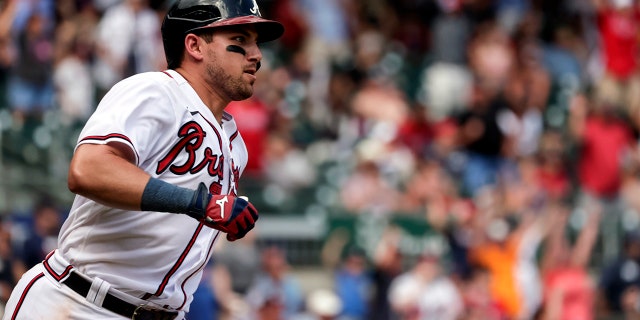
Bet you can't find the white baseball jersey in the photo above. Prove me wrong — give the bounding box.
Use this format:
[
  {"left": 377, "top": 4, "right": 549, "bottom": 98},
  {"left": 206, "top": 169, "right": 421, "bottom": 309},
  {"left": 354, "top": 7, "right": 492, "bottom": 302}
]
[{"left": 57, "top": 69, "right": 248, "bottom": 311}]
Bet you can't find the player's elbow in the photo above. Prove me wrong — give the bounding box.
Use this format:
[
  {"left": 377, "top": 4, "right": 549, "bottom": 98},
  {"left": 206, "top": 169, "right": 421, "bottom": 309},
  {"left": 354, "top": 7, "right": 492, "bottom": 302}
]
[
  {"left": 67, "top": 157, "right": 96, "bottom": 195},
  {"left": 67, "top": 163, "right": 86, "bottom": 194},
  {"left": 67, "top": 144, "right": 108, "bottom": 195}
]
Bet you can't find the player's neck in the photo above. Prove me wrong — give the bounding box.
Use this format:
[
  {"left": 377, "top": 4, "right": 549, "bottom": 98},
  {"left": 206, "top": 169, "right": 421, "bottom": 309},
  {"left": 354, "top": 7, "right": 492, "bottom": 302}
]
[{"left": 175, "top": 68, "right": 228, "bottom": 124}]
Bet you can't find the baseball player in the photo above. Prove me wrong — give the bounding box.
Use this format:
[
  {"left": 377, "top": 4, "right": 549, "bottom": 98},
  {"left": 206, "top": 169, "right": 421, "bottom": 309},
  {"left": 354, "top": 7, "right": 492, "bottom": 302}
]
[{"left": 2, "top": 0, "right": 283, "bottom": 319}]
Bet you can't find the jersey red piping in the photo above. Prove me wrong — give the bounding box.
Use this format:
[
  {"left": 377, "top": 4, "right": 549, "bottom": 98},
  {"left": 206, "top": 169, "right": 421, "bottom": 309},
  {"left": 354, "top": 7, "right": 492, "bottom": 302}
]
[
  {"left": 153, "top": 223, "right": 204, "bottom": 297},
  {"left": 228, "top": 130, "right": 239, "bottom": 143},
  {"left": 79, "top": 133, "right": 140, "bottom": 164},
  {"left": 177, "top": 231, "right": 220, "bottom": 310},
  {"left": 193, "top": 112, "right": 223, "bottom": 151},
  {"left": 42, "top": 251, "right": 74, "bottom": 281}
]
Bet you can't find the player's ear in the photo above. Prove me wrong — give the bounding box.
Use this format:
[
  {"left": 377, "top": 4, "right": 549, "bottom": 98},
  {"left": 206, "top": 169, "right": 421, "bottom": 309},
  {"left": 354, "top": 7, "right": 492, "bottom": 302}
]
[{"left": 184, "top": 33, "right": 205, "bottom": 63}]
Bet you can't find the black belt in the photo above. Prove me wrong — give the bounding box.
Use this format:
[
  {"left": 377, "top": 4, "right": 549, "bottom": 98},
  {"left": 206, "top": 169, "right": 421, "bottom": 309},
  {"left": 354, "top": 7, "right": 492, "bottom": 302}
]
[{"left": 62, "top": 272, "right": 179, "bottom": 320}]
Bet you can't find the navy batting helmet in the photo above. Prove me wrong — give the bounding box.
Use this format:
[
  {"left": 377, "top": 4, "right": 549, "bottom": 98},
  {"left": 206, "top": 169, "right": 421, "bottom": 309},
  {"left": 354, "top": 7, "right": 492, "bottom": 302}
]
[{"left": 161, "top": 0, "right": 284, "bottom": 69}]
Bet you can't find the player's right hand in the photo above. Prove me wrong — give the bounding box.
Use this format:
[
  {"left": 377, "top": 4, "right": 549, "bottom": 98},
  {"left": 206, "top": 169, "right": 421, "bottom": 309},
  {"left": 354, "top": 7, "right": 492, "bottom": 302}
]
[
  {"left": 205, "top": 194, "right": 258, "bottom": 241},
  {"left": 187, "top": 184, "right": 259, "bottom": 241}
]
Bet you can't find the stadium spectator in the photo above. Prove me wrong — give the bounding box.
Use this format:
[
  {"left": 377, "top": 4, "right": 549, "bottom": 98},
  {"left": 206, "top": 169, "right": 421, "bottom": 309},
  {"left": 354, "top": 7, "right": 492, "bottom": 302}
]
[
  {"left": 245, "top": 246, "right": 306, "bottom": 320},
  {"left": 339, "top": 158, "right": 401, "bottom": 216},
  {"left": 598, "top": 229, "right": 640, "bottom": 318},
  {"left": 214, "top": 231, "right": 262, "bottom": 297},
  {"left": 263, "top": 132, "right": 318, "bottom": 193},
  {"left": 388, "top": 247, "right": 463, "bottom": 320},
  {"left": 53, "top": 32, "right": 95, "bottom": 125},
  {"left": 466, "top": 186, "right": 550, "bottom": 320},
  {"left": 227, "top": 97, "right": 274, "bottom": 178},
  {"left": 496, "top": 0, "right": 530, "bottom": 34},
  {"left": 366, "top": 226, "right": 404, "bottom": 320},
  {"left": 333, "top": 246, "right": 371, "bottom": 320},
  {"left": 568, "top": 91, "right": 637, "bottom": 263},
  {"left": 7, "top": 11, "right": 55, "bottom": 126},
  {"left": 12, "top": 196, "right": 62, "bottom": 276},
  {"left": 394, "top": 105, "right": 434, "bottom": 159},
  {"left": 500, "top": 156, "right": 546, "bottom": 215},
  {"left": 497, "top": 56, "right": 548, "bottom": 159},
  {"left": 591, "top": 0, "right": 640, "bottom": 124},
  {"left": 535, "top": 129, "right": 572, "bottom": 201},
  {"left": 398, "top": 159, "right": 461, "bottom": 230},
  {"left": 417, "top": 0, "right": 473, "bottom": 122},
  {"left": 299, "top": 289, "right": 342, "bottom": 320},
  {"left": 92, "top": 0, "right": 164, "bottom": 99},
  {"left": 187, "top": 259, "right": 221, "bottom": 320},
  {"left": 0, "top": 0, "right": 18, "bottom": 109},
  {"left": 459, "top": 264, "right": 508, "bottom": 320},
  {"left": 455, "top": 80, "right": 510, "bottom": 197},
  {"left": 268, "top": 0, "right": 309, "bottom": 55},
  {"left": 0, "top": 215, "right": 17, "bottom": 315},
  {"left": 538, "top": 201, "right": 599, "bottom": 320},
  {"left": 297, "top": 0, "right": 352, "bottom": 126}
]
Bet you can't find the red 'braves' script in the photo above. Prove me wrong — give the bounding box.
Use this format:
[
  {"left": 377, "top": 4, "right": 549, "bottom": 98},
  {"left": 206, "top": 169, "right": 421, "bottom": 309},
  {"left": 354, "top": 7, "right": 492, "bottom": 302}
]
[{"left": 157, "top": 121, "right": 225, "bottom": 180}]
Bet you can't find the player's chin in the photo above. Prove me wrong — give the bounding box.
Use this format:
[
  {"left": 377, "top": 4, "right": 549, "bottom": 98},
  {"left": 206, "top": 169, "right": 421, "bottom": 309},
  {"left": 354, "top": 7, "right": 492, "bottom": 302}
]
[{"left": 231, "top": 86, "right": 254, "bottom": 101}]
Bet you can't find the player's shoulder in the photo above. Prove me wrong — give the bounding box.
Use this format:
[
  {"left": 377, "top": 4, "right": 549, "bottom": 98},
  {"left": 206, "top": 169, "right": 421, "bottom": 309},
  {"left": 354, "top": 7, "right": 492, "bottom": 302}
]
[
  {"left": 96, "top": 72, "right": 180, "bottom": 111},
  {"left": 110, "top": 71, "right": 176, "bottom": 94},
  {"left": 120, "top": 71, "right": 174, "bottom": 85}
]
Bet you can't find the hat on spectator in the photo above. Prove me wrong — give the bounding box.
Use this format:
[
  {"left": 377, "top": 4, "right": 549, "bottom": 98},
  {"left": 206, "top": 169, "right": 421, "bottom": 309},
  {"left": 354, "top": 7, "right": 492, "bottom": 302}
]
[{"left": 306, "top": 289, "right": 342, "bottom": 317}]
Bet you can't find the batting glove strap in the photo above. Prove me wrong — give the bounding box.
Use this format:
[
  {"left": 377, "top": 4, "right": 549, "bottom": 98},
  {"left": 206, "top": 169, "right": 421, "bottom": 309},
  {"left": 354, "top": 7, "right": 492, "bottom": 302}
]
[{"left": 185, "top": 183, "right": 211, "bottom": 221}]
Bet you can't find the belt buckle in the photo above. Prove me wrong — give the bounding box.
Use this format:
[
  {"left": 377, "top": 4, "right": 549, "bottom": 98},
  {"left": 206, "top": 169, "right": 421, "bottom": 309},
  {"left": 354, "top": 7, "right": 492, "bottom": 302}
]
[{"left": 132, "top": 305, "right": 144, "bottom": 320}]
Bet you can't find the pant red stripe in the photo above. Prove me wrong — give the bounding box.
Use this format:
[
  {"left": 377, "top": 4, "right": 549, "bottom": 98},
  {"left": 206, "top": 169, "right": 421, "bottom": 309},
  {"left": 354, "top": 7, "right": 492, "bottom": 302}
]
[{"left": 10, "top": 272, "right": 45, "bottom": 320}]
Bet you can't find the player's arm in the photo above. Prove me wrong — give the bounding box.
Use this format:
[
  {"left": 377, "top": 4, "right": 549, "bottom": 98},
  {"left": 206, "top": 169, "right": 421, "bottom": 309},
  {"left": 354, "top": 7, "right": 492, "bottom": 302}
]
[
  {"left": 68, "top": 142, "right": 148, "bottom": 210},
  {"left": 68, "top": 142, "right": 258, "bottom": 241}
]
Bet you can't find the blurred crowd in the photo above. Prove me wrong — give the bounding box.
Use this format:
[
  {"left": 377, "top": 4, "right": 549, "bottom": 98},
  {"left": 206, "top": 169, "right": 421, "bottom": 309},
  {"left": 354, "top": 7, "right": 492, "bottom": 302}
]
[{"left": 1, "top": 0, "right": 640, "bottom": 319}]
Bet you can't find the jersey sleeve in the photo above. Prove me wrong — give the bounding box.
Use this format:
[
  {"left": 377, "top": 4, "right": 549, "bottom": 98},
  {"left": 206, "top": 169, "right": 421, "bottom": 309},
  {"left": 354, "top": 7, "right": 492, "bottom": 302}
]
[{"left": 76, "top": 74, "right": 177, "bottom": 166}]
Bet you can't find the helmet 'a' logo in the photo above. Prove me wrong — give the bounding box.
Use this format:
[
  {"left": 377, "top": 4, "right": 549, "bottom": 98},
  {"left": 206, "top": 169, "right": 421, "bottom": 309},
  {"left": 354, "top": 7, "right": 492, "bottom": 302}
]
[{"left": 250, "top": 2, "right": 258, "bottom": 14}]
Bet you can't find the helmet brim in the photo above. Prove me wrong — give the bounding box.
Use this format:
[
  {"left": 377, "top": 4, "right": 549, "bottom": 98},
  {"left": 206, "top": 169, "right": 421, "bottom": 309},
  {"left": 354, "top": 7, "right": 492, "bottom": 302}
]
[{"left": 191, "top": 16, "right": 284, "bottom": 43}]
